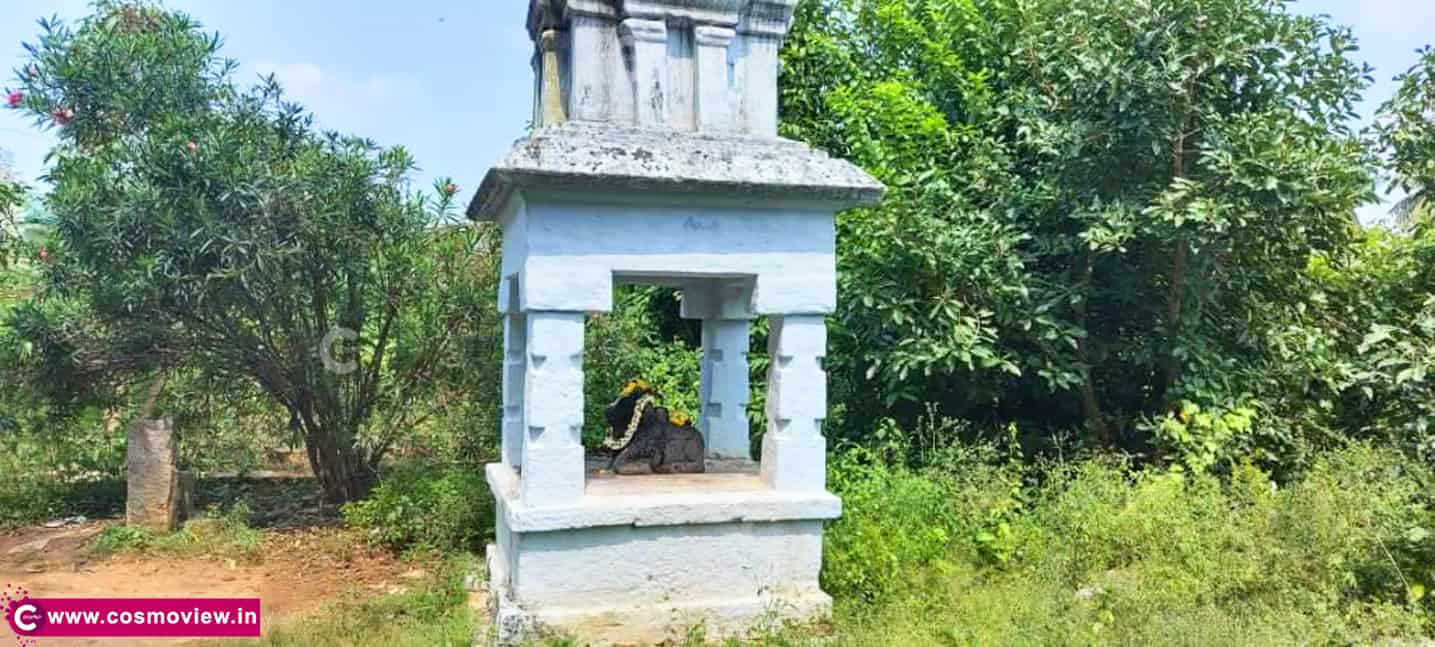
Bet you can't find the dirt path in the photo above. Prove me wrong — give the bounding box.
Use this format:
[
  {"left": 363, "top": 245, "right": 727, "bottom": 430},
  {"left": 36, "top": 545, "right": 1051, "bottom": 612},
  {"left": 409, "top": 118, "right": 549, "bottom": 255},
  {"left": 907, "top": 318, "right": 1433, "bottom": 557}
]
[{"left": 1, "top": 521, "right": 412, "bottom": 646}]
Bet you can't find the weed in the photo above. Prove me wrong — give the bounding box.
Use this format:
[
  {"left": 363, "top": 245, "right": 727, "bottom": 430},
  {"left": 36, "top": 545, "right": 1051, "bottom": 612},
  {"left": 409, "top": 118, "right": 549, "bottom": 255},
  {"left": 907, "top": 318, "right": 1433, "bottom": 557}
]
[
  {"left": 88, "top": 502, "right": 262, "bottom": 561},
  {"left": 235, "top": 554, "right": 479, "bottom": 647},
  {"left": 343, "top": 463, "right": 493, "bottom": 553}
]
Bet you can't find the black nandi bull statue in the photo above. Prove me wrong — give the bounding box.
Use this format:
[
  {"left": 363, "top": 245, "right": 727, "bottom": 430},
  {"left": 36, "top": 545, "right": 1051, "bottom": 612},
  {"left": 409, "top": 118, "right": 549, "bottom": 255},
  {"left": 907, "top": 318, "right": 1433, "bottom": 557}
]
[{"left": 602, "top": 379, "right": 705, "bottom": 474}]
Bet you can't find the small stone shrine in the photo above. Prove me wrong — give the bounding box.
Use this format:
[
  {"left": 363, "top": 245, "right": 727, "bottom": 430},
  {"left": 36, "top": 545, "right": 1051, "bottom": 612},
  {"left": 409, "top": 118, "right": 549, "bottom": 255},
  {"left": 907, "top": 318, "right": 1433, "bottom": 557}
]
[{"left": 469, "top": 1, "right": 884, "bottom": 643}]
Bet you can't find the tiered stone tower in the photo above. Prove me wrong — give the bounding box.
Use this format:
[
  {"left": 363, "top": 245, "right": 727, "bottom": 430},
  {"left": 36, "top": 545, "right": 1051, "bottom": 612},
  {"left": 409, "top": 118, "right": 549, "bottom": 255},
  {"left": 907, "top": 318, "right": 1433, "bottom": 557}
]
[{"left": 469, "top": 1, "right": 883, "bottom": 643}]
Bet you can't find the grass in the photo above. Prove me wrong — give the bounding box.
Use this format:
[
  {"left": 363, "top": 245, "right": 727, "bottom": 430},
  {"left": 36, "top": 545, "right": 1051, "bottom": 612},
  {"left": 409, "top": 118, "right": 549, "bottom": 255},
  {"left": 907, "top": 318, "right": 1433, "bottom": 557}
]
[
  {"left": 251, "top": 443, "right": 1434, "bottom": 647},
  {"left": 801, "top": 443, "right": 1435, "bottom": 646},
  {"left": 84, "top": 476, "right": 331, "bottom": 561},
  {"left": 88, "top": 502, "right": 264, "bottom": 561},
  {"left": 12, "top": 411, "right": 1430, "bottom": 645},
  {"left": 222, "top": 553, "right": 479, "bottom": 647}
]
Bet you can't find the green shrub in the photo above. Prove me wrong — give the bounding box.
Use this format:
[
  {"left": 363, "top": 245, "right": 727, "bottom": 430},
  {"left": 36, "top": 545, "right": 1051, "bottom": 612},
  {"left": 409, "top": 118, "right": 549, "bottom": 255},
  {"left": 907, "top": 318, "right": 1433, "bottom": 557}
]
[
  {"left": 242, "top": 554, "right": 477, "bottom": 647},
  {"left": 342, "top": 465, "right": 492, "bottom": 553},
  {"left": 89, "top": 502, "right": 262, "bottom": 560},
  {"left": 0, "top": 417, "right": 125, "bottom": 527},
  {"left": 583, "top": 285, "right": 703, "bottom": 448},
  {"left": 824, "top": 443, "right": 1435, "bottom": 645},
  {"left": 822, "top": 423, "right": 1022, "bottom": 602}
]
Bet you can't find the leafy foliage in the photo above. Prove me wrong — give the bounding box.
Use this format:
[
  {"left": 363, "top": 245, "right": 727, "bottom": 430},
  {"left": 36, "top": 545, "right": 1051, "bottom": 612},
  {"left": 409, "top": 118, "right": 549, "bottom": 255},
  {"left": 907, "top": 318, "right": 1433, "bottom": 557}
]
[
  {"left": 1378, "top": 46, "right": 1435, "bottom": 225},
  {"left": 89, "top": 502, "right": 262, "bottom": 560},
  {"left": 0, "top": 174, "right": 24, "bottom": 266},
  {"left": 583, "top": 286, "right": 703, "bottom": 447},
  {"left": 8, "top": 1, "right": 491, "bottom": 502},
  {"left": 0, "top": 412, "right": 125, "bottom": 527},
  {"left": 783, "top": 0, "right": 1374, "bottom": 467},
  {"left": 821, "top": 440, "right": 1435, "bottom": 645},
  {"left": 342, "top": 464, "right": 493, "bottom": 553}
]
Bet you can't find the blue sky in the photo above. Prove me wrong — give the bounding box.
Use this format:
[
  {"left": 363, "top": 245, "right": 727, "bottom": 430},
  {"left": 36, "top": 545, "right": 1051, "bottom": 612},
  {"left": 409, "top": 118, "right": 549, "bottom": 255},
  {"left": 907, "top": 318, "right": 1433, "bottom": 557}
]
[
  {"left": 2, "top": 1, "right": 1434, "bottom": 223},
  {"left": 0, "top": 0, "right": 533, "bottom": 195}
]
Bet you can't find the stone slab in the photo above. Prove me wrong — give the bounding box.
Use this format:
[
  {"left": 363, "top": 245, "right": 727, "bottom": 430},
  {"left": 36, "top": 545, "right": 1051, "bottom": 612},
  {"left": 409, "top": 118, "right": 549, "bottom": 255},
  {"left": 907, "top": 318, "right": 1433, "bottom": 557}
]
[
  {"left": 486, "top": 462, "right": 840, "bottom": 533},
  {"left": 469, "top": 122, "right": 885, "bottom": 221},
  {"left": 126, "top": 418, "right": 183, "bottom": 533},
  {"left": 486, "top": 523, "right": 831, "bottom": 645}
]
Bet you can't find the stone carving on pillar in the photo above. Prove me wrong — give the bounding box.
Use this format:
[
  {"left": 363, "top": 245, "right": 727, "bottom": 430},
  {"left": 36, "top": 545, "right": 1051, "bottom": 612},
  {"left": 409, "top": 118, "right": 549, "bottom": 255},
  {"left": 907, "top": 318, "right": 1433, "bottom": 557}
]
[
  {"left": 684, "top": 279, "right": 756, "bottom": 459},
  {"left": 500, "top": 308, "right": 526, "bottom": 471},
  {"left": 126, "top": 417, "right": 185, "bottom": 532},
  {"left": 700, "top": 318, "right": 751, "bottom": 457},
  {"left": 519, "top": 312, "right": 586, "bottom": 506},
  {"left": 761, "top": 315, "right": 828, "bottom": 491}
]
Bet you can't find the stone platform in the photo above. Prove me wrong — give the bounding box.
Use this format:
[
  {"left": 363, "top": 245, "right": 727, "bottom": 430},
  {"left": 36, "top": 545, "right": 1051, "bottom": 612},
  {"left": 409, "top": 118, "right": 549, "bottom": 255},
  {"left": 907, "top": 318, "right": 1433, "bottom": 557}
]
[{"left": 485, "top": 458, "right": 841, "bottom": 644}]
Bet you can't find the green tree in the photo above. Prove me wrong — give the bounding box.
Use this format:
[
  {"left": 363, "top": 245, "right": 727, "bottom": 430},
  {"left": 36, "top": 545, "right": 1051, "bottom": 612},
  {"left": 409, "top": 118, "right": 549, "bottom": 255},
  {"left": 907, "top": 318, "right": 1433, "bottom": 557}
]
[
  {"left": 7, "top": 2, "right": 486, "bottom": 502},
  {"left": 782, "top": 0, "right": 1373, "bottom": 464},
  {"left": 1379, "top": 46, "right": 1435, "bottom": 226}
]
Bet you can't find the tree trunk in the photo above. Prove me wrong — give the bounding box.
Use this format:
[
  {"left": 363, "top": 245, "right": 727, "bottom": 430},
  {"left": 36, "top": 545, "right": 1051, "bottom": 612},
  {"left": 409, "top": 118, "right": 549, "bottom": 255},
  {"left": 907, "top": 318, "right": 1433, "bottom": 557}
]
[
  {"left": 1163, "top": 132, "right": 1190, "bottom": 405},
  {"left": 1163, "top": 236, "right": 1189, "bottom": 401},
  {"left": 299, "top": 417, "right": 377, "bottom": 505},
  {"left": 1075, "top": 251, "right": 1112, "bottom": 446}
]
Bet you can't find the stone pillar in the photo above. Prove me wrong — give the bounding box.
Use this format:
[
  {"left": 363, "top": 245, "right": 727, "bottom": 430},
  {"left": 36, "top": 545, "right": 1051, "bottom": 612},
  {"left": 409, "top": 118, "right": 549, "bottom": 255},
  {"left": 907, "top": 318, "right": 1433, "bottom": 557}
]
[
  {"left": 694, "top": 26, "right": 736, "bottom": 133},
  {"left": 567, "top": 4, "right": 619, "bottom": 122},
  {"left": 700, "top": 318, "right": 751, "bottom": 458},
  {"left": 620, "top": 18, "right": 669, "bottom": 129},
  {"left": 761, "top": 315, "right": 827, "bottom": 491},
  {"left": 538, "top": 29, "right": 568, "bottom": 127},
  {"left": 736, "top": 0, "right": 796, "bottom": 137},
  {"left": 684, "top": 280, "right": 755, "bottom": 459},
  {"left": 521, "top": 312, "right": 586, "bottom": 507},
  {"left": 126, "top": 418, "right": 182, "bottom": 532},
  {"left": 501, "top": 311, "right": 527, "bottom": 470},
  {"left": 736, "top": 34, "right": 780, "bottom": 137}
]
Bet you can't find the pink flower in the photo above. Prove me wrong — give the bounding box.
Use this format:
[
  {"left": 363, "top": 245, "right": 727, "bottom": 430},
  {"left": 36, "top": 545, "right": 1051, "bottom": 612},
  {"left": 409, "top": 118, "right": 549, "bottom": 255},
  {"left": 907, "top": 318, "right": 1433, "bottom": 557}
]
[
  {"left": 52, "top": 107, "right": 74, "bottom": 125},
  {"left": 6, "top": 91, "right": 21, "bottom": 109},
  {"left": 186, "top": 141, "right": 197, "bottom": 153},
  {"left": 36, "top": 248, "right": 50, "bottom": 263}
]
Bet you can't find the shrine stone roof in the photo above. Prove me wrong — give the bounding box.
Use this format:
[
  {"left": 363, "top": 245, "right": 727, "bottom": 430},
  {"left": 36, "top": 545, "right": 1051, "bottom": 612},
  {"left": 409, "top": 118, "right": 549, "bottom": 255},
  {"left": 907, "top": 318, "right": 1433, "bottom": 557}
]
[{"left": 467, "top": 122, "right": 885, "bottom": 220}]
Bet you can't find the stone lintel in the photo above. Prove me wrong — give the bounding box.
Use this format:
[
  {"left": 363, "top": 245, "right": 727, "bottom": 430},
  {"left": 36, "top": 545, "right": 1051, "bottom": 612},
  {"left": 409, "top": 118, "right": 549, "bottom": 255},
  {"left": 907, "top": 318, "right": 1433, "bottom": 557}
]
[
  {"left": 738, "top": 0, "right": 798, "bottom": 39},
  {"left": 694, "top": 24, "right": 737, "bottom": 46},
  {"left": 486, "top": 463, "right": 840, "bottom": 533},
  {"left": 531, "top": 1, "right": 746, "bottom": 38},
  {"left": 468, "top": 123, "right": 885, "bottom": 221},
  {"left": 622, "top": 0, "right": 743, "bottom": 25},
  {"left": 617, "top": 16, "right": 668, "bottom": 44},
  {"left": 563, "top": 0, "right": 618, "bottom": 19},
  {"left": 681, "top": 279, "right": 755, "bottom": 320}
]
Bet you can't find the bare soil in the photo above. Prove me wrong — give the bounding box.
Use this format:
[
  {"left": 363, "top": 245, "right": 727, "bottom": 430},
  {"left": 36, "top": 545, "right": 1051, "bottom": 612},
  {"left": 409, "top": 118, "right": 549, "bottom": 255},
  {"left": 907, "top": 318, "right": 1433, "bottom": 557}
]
[{"left": 0, "top": 520, "right": 412, "bottom": 646}]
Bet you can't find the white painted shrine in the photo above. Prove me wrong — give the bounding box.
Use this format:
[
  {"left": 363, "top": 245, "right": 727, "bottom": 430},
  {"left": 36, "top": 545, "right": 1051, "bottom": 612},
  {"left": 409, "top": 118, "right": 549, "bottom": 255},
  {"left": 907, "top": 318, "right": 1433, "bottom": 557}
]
[{"left": 469, "top": 1, "right": 883, "bottom": 643}]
